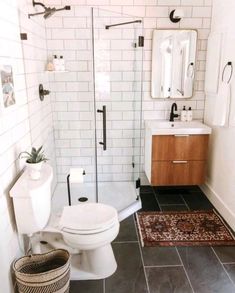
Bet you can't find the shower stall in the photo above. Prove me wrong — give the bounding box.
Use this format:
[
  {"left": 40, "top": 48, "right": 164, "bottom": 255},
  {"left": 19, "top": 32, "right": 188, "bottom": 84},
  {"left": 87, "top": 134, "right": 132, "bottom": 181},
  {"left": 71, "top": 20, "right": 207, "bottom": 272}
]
[{"left": 50, "top": 8, "right": 144, "bottom": 220}]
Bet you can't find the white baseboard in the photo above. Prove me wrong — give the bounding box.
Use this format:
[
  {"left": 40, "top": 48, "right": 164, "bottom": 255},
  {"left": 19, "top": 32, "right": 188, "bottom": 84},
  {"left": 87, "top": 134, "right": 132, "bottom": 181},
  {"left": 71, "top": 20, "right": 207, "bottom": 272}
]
[{"left": 201, "top": 182, "right": 235, "bottom": 231}]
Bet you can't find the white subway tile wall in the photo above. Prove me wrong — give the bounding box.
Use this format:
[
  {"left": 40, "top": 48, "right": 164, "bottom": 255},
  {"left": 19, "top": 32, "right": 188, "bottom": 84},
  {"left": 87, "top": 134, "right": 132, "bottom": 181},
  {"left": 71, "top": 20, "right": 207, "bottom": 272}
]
[
  {"left": 0, "top": 0, "right": 56, "bottom": 291},
  {"left": 46, "top": 0, "right": 212, "bottom": 183}
]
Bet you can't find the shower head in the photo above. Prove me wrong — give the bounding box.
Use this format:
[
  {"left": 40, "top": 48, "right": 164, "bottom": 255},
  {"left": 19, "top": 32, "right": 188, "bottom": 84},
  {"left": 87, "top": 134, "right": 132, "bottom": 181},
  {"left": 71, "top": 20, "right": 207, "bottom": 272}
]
[{"left": 28, "top": 1, "right": 71, "bottom": 19}]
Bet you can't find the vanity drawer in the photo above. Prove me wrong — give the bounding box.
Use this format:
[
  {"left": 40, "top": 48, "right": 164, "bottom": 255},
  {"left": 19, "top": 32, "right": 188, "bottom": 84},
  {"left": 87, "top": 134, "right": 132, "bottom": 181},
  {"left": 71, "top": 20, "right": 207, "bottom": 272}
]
[
  {"left": 152, "top": 135, "right": 209, "bottom": 161},
  {"left": 151, "top": 160, "right": 206, "bottom": 186}
]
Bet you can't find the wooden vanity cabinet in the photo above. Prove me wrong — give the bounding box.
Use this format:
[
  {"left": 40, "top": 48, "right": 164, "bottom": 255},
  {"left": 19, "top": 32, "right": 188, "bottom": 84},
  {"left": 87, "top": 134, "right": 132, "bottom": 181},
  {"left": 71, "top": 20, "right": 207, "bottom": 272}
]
[{"left": 151, "top": 134, "right": 209, "bottom": 186}]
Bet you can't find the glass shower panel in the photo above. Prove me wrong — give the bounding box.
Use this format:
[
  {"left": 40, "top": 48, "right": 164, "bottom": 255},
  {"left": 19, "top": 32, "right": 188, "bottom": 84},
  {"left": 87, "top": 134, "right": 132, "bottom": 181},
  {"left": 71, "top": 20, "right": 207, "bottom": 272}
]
[
  {"left": 92, "top": 8, "right": 143, "bottom": 214},
  {"left": 46, "top": 7, "right": 97, "bottom": 208}
]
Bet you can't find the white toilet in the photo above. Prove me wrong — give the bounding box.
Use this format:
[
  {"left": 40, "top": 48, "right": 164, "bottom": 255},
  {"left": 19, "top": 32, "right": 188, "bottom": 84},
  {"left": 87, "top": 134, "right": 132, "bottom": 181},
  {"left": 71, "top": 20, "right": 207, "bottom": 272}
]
[{"left": 10, "top": 164, "right": 120, "bottom": 280}]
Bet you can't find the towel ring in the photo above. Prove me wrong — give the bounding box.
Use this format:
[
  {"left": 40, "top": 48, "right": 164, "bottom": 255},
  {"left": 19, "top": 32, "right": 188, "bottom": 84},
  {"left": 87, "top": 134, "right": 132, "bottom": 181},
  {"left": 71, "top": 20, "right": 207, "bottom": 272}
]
[
  {"left": 222, "top": 61, "right": 233, "bottom": 84},
  {"left": 187, "top": 62, "right": 194, "bottom": 78}
]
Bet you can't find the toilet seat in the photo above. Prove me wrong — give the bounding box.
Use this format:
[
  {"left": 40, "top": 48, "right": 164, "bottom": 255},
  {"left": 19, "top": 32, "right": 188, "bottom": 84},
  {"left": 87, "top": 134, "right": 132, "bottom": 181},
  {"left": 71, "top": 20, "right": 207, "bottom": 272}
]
[{"left": 59, "top": 203, "right": 118, "bottom": 235}]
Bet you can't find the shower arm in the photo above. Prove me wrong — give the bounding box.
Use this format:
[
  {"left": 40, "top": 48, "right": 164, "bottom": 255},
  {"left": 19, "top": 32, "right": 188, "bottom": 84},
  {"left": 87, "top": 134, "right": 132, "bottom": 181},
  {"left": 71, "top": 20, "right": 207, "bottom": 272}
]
[{"left": 28, "top": 11, "right": 47, "bottom": 18}]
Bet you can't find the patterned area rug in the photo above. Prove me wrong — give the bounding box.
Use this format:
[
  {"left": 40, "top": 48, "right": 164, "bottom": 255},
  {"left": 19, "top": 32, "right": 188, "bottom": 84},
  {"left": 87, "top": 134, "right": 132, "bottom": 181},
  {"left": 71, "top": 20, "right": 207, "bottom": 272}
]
[{"left": 136, "top": 210, "right": 235, "bottom": 247}]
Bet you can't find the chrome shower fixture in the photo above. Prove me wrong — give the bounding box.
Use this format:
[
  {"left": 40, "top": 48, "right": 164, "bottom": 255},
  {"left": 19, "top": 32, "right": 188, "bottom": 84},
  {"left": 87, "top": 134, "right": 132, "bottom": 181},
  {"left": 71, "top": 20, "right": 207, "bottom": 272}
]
[{"left": 28, "top": 0, "right": 71, "bottom": 19}]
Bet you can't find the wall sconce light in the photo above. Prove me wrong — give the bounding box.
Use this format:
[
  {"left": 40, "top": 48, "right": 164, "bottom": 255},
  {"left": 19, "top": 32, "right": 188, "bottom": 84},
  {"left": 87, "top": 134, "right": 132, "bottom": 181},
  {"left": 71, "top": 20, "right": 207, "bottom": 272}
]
[{"left": 169, "top": 9, "right": 184, "bottom": 23}]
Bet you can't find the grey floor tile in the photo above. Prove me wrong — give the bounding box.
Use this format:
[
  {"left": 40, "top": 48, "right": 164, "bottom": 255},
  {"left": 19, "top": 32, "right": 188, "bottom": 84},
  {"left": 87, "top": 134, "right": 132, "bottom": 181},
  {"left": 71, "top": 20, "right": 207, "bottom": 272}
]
[
  {"left": 213, "top": 246, "right": 235, "bottom": 263},
  {"left": 146, "top": 266, "right": 193, "bottom": 293},
  {"left": 115, "top": 215, "right": 137, "bottom": 242},
  {"left": 142, "top": 246, "right": 181, "bottom": 266},
  {"left": 181, "top": 192, "right": 214, "bottom": 210},
  {"left": 155, "top": 193, "right": 185, "bottom": 205},
  {"left": 161, "top": 204, "right": 189, "bottom": 211},
  {"left": 70, "top": 280, "right": 103, "bottom": 293},
  {"left": 178, "top": 247, "right": 235, "bottom": 293},
  {"left": 224, "top": 264, "right": 235, "bottom": 284},
  {"left": 105, "top": 243, "right": 148, "bottom": 293},
  {"left": 141, "top": 185, "right": 154, "bottom": 194},
  {"left": 140, "top": 192, "right": 160, "bottom": 211}
]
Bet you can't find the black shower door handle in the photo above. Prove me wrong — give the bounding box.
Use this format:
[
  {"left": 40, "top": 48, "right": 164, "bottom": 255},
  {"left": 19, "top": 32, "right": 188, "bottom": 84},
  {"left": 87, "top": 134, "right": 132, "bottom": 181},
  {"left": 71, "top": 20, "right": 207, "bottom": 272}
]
[{"left": 97, "top": 105, "right": 107, "bottom": 151}]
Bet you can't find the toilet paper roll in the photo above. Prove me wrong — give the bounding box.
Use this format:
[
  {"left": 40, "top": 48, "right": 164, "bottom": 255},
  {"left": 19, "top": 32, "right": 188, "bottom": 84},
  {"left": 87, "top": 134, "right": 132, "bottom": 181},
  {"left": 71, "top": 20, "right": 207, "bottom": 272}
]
[{"left": 69, "top": 168, "right": 84, "bottom": 183}]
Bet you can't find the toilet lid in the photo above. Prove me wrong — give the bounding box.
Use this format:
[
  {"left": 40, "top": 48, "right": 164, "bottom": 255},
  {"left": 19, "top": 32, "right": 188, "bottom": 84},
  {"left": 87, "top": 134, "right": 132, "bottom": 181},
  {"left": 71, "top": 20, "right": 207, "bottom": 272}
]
[{"left": 59, "top": 203, "right": 118, "bottom": 234}]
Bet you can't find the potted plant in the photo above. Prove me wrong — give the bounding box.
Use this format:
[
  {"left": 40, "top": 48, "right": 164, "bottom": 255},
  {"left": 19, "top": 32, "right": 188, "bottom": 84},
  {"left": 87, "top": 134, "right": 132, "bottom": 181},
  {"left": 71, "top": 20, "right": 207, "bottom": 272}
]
[{"left": 19, "top": 146, "right": 48, "bottom": 180}]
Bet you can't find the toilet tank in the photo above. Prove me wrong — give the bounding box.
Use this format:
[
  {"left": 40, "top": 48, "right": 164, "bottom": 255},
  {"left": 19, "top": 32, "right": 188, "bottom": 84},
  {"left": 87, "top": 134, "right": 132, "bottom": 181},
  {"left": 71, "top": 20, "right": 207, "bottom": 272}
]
[{"left": 10, "top": 164, "right": 53, "bottom": 235}]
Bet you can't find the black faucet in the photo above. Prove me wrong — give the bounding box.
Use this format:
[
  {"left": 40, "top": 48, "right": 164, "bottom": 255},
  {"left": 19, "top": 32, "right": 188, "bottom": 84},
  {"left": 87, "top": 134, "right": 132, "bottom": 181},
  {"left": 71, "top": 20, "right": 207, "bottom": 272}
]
[{"left": 169, "top": 103, "right": 179, "bottom": 122}]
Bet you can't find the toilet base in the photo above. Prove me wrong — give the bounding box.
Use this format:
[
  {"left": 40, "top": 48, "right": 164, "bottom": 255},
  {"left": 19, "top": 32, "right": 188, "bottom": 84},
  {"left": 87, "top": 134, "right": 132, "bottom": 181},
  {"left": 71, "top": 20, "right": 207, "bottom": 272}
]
[
  {"left": 71, "top": 244, "right": 117, "bottom": 280},
  {"left": 30, "top": 234, "right": 117, "bottom": 280}
]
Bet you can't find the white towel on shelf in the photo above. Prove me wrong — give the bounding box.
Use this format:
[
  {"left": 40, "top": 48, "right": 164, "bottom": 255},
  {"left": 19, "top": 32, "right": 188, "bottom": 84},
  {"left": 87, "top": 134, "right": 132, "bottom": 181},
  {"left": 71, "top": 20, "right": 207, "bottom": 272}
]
[
  {"left": 213, "top": 82, "right": 231, "bottom": 127},
  {"left": 184, "top": 77, "right": 193, "bottom": 96}
]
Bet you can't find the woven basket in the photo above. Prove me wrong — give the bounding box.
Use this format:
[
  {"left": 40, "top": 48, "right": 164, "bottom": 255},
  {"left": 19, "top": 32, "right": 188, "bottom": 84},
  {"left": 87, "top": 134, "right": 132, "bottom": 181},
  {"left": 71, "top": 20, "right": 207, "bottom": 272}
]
[{"left": 13, "top": 249, "right": 70, "bottom": 293}]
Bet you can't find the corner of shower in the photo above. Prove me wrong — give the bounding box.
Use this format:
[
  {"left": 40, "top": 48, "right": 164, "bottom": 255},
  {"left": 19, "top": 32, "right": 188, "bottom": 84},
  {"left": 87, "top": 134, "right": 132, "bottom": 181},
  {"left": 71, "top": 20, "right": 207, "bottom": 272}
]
[
  {"left": 91, "top": 7, "right": 144, "bottom": 220},
  {"left": 50, "top": 6, "right": 144, "bottom": 221}
]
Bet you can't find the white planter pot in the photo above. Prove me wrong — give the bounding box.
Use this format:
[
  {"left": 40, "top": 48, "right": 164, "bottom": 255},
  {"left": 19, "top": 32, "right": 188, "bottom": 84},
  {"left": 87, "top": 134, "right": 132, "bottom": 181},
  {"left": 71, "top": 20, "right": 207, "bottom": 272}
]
[{"left": 26, "top": 162, "right": 43, "bottom": 180}]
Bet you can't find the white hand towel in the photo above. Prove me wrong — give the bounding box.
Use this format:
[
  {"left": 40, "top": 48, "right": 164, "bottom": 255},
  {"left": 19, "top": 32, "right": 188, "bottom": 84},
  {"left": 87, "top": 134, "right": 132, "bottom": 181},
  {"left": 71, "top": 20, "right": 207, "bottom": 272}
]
[
  {"left": 184, "top": 77, "right": 193, "bottom": 97},
  {"left": 213, "top": 82, "right": 231, "bottom": 127}
]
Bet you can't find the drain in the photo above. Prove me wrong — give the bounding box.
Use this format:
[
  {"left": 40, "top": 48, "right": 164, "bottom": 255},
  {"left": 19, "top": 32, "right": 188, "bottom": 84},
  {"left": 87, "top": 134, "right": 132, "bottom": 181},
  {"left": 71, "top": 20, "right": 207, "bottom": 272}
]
[
  {"left": 78, "top": 197, "right": 88, "bottom": 202},
  {"left": 40, "top": 240, "right": 48, "bottom": 245}
]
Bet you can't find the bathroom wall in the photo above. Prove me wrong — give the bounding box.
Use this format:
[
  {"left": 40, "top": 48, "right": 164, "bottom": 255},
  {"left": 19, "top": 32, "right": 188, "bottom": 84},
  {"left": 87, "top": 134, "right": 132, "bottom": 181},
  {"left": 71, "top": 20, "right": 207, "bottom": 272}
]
[
  {"left": 0, "top": 1, "right": 56, "bottom": 291},
  {"left": 203, "top": 0, "right": 235, "bottom": 230},
  {"left": 46, "top": 0, "right": 212, "bottom": 183}
]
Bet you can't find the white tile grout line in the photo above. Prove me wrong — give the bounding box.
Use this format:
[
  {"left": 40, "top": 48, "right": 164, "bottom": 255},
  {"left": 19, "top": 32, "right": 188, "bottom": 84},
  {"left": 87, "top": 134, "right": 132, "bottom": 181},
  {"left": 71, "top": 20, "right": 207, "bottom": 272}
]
[
  {"left": 180, "top": 194, "right": 191, "bottom": 211},
  {"left": 176, "top": 248, "right": 196, "bottom": 293},
  {"left": 211, "top": 247, "right": 235, "bottom": 289},
  {"left": 145, "top": 264, "right": 183, "bottom": 268},
  {"left": 133, "top": 214, "right": 151, "bottom": 293},
  {"left": 152, "top": 187, "right": 162, "bottom": 211},
  {"left": 161, "top": 204, "right": 190, "bottom": 206}
]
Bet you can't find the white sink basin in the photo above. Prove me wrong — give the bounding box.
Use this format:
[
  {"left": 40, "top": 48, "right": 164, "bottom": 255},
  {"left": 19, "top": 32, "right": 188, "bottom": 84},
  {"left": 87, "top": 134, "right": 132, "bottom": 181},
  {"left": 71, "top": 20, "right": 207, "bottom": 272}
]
[{"left": 145, "top": 120, "right": 212, "bottom": 135}]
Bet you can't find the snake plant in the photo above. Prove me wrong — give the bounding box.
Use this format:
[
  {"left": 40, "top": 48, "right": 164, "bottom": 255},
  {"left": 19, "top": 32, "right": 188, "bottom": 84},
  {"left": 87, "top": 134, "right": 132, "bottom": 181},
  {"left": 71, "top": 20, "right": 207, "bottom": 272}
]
[{"left": 19, "top": 146, "right": 48, "bottom": 164}]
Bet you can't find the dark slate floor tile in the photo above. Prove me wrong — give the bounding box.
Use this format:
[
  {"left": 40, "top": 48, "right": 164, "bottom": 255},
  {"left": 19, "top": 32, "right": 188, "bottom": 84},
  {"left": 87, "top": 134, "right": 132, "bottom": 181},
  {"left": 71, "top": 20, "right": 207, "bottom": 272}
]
[
  {"left": 146, "top": 266, "right": 193, "bottom": 293},
  {"left": 154, "top": 186, "right": 183, "bottom": 195},
  {"left": 155, "top": 193, "right": 185, "bottom": 205},
  {"left": 181, "top": 192, "right": 214, "bottom": 210},
  {"left": 224, "top": 264, "right": 235, "bottom": 284},
  {"left": 178, "top": 247, "right": 235, "bottom": 293},
  {"left": 140, "top": 185, "right": 154, "bottom": 194},
  {"left": 105, "top": 243, "right": 148, "bottom": 293},
  {"left": 115, "top": 215, "right": 137, "bottom": 242},
  {"left": 140, "top": 192, "right": 160, "bottom": 211},
  {"left": 213, "top": 246, "right": 235, "bottom": 263},
  {"left": 142, "top": 246, "right": 181, "bottom": 266},
  {"left": 160, "top": 204, "right": 189, "bottom": 211},
  {"left": 70, "top": 280, "right": 103, "bottom": 293}
]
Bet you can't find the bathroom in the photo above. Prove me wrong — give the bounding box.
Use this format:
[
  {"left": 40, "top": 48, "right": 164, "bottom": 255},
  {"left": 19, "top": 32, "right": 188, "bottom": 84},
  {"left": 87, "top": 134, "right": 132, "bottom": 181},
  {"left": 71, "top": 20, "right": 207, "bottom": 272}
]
[{"left": 1, "top": 0, "right": 235, "bottom": 292}]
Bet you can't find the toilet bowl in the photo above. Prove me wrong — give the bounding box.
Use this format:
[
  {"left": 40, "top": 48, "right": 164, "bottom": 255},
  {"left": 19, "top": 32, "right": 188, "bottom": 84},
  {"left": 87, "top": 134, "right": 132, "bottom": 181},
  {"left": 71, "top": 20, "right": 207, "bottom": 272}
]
[
  {"left": 10, "top": 164, "right": 120, "bottom": 280},
  {"left": 41, "top": 203, "right": 120, "bottom": 279}
]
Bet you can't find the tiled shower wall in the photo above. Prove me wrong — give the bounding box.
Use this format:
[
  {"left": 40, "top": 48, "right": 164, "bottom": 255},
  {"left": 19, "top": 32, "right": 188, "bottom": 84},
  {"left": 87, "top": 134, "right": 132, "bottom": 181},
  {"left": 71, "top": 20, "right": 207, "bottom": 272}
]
[
  {"left": 46, "top": 0, "right": 212, "bottom": 183},
  {"left": 0, "top": 1, "right": 56, "bottom": 291}
]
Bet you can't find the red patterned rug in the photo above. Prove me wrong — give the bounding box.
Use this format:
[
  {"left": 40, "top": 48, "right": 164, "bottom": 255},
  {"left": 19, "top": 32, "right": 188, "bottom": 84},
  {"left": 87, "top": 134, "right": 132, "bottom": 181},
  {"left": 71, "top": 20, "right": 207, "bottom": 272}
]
[{"left": 136, "top": 210, "right": 235, "bottom": 247}]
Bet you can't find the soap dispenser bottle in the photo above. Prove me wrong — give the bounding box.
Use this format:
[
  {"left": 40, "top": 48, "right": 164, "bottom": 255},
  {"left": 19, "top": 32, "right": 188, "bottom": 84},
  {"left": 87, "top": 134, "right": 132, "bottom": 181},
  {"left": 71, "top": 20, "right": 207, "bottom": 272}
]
[
  {"left": 181, "top": 106, "right": 187, "bottom": 122},
  {"left": 53, "top": 55, "right": 59, "bottom": 71},
  {"left": 187, "top": 107, "right": 193, "bottom": 122},
  {"left": 59, "top": 56, "right": 65, "bottom": 71}
]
